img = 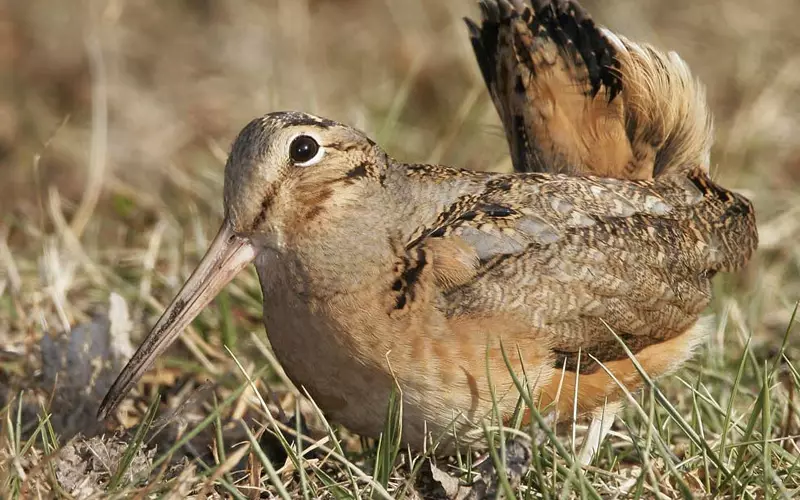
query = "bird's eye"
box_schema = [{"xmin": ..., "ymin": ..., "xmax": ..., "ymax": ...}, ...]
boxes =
[{"xmin": 289, "ymin": 135, "xmax": 323, "ymax": 166}]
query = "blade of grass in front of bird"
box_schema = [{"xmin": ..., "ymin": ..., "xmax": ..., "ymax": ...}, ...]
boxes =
[
  {"xmin": 571, "ymin": 349, "xmax": 581, "ymax": 460},
  {"xmin": 217, "ymin": 289, "xmax": 236, "ymax": 349},
  {"xmin": 498, "ymin": 342, "xmax": 601, "ymax": 500},
  {"xmin": 241, "ymin": 419, "xmax": 292, "ymax": 500},
  {"xmin": 313, "ymin": 466, "xmax": 353, "ymax": 500},
  {"xmin": 586, "ymin": 351, "xmax": 692, "ymax": 500},
  {"xmin": 642, "ymin": 389, "xmax": 661, "ymax": 499},
  {"xmin": 295, "ymin": 399, "xmax": 312, "ymax": 500},
  {"xmin": 762, "ymin": 360, "xmax": 774, "ymax": 497},
  {"xmin": 109, "ymin": 391, "xmax": 160, "ymax": 490},
  {"xmin": 373, "ymin": 382, "xmax": 402, "ymax": 497},
  {"xmin": 225, "ymin": 347, "xmax": 317, "ymax": 484},
  {"xmin": 509, "ymin": 392, "xmax": 526, "ymax": 431},
  {"xmin": 149, "ymin": 364, "xmax": 271, "ymax": 472},
  {"xmin": 36, "ymin": 408, "xmax": 70, "ymax": 498},
  {"xmin": 211, "ymin": 392, "xmax": 235, "ymax": 487},
  {"xmin": 513, "ymin": 345, "xmax": 550, "ymax": 500},
  {"xmin": 481, "ymin": 419, "xmax": 518, "ymax": 500},
  {"xmin": 484, "ymin": 342, "xmax": 511, "ymax": 492},
  {"xmin": 691, "ymin": 374, "xmax": 711, "ymax": 493},
  {"xmin": 717, "ymin": 335, "xmax": 750, "ymax": 489},
  {"xmin": 599, "ymin": 319, "xmax": 734, "ymax": 483},
  {"xmin": 482, "ymin": 348, "xmax": 516, "ymax": 500}
]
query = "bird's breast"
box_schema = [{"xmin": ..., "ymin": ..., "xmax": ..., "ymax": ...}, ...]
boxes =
[
  {"xmin": 250, "ymin": 248, "xmax": 551, "ymax": 448},
  {"xmin": 254, "ymin": 249, "xmax": 411, "ymax": 436}
]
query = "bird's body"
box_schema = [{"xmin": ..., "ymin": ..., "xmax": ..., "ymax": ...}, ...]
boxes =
[
  {"xmin": 98, "ymin": 0, "xmax": 759, "ymax": 460},
  {"xmin": 223, "ymin": 113, "xmax": 756, "ymax": 448}
]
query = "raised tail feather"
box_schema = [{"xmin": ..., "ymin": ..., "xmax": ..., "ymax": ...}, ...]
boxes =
[{"xmin": 465, "ymin": 0, "xmax": 713, "ymax": 179}]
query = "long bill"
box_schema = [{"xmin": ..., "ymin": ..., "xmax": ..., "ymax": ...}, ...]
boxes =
[{"xmin": 97, "ymin": 220, "xmax": 256, "ymax": 420}]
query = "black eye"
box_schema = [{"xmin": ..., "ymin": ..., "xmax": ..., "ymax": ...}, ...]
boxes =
[{"xmin": 289, "ymin": 135, "xmax": 321, "ymax": 165}]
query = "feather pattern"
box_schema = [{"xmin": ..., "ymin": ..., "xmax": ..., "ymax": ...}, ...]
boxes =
[{"xmin": 466, "ymin": 0, "xmax": 713, "ymax": 179}]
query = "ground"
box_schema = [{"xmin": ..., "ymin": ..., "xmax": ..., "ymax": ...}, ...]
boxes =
[{"xmin": 1, "ymin": 0, "xmax": 799, "ymax": 498}]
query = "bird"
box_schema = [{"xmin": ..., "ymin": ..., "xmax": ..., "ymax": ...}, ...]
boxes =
[
  {"xmin": 97, "ymin": 0, "xmax": 758, "ymax": 467},
  {"xmin": 97, "ymin": 109, "xmax": 756, "ymax": 456},
  {"xmin": 465, "ymin": 0, "xmax": 721, "ymax": 462}
]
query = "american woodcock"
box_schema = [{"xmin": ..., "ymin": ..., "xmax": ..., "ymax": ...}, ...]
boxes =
[{"xmin": 98, "ymin": 0, "xmax": 758, "ymax": 465}]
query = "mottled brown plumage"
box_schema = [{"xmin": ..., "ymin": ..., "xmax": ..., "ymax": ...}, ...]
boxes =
[
  {"xmin": 97, "ymin": 0, "xmax": 758, "ymax": 466},
  {"xmin": 98, "ymin": 109, "xmax": 757, "ymax": 455},
  {"xmin": 464, "ymin": 0, "xmax": 736, "ymax": 462}
]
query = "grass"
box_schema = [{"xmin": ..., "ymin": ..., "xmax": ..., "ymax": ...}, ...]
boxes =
[{"xmin": 1, "ymin": 0, "xmax": 799, "ymax": 497}]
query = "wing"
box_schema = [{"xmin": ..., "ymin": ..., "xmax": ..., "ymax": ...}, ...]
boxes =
[
  {"xmin": 465, "ymin": 0, "xmax": 713, "ymax": 179},
  {"xmin": 408, "ymin": 169, "xmax": 757, "ymax": 372}
]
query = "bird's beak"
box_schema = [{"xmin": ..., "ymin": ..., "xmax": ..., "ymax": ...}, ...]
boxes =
[{"xmin": 97, "ymin": 220, "xmax": 256, "ymax": 420}]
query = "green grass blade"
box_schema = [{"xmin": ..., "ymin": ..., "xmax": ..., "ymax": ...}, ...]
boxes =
[
  {"xmin": 241, "ymin": 419, "xmax": 293, "ymax": 500},
  {"xmin": 109, "ymin": 391, "xmax": 160, "ymax": 490},
  {"xmin": 372, "ymin": 382, "xmax": 402, "ymax": 497}
]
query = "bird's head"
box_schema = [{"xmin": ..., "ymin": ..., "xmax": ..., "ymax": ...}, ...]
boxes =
[
  {"xmin": 224, "ymin": 111, "xmax": 385, "ymax": 242},
  {"xmin": 98, "ymin": 111, "xmax": 386, "ymax": 419}
]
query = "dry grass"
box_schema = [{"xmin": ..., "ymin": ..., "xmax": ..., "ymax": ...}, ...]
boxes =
[{"xmin": 1, "ymin": 0, "xmax": 799, "ymax": 497}]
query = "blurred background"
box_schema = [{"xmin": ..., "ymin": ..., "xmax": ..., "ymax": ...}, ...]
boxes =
[{"xmin": 3, "ymin": 0, "xmax": 799, "ymax": 215}]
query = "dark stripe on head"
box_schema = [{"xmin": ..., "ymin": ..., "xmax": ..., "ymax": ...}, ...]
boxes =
[
  {"xmin": 266, "ymin": 111, "xmax": 338, "ymax": 129},
  {"xmin": 250, "ymin": 183, "xmax": 277, "ymax": 231}
]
